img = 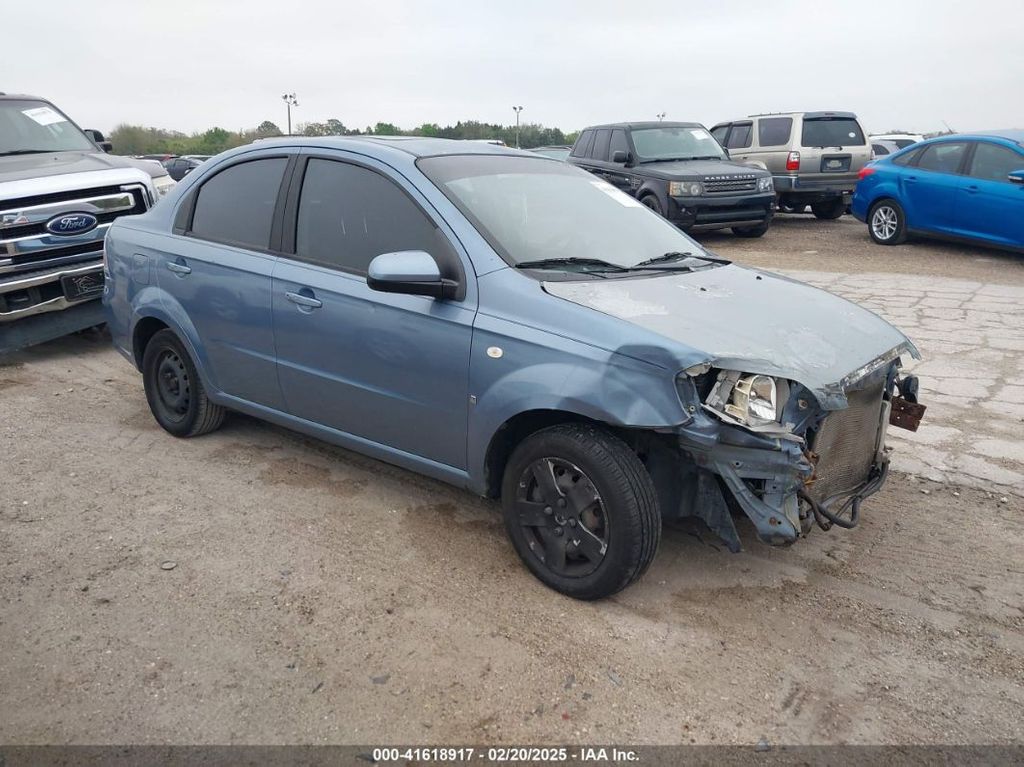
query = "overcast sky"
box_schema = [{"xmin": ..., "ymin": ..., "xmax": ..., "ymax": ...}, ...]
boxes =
[{"xmin": 7, "ymin": 0, "xmax": 1022, "ymax": 136}]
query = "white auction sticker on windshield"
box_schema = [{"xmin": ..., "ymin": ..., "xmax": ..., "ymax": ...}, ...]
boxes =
[
  {"xmin": 590, "ymin": 180, "xmax": 644, "ymax": 207},
  {"xmin": 690, "ymin": 129, "xmax": 706, "ymax": 138},
  {"xmin": 22, "ymin": 106, "xmax": 67, "ymax": 126}
]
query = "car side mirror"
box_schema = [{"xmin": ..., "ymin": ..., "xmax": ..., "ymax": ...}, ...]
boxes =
[
  {"xmin": 367, "ymin": 250, "xmax": 458, "ymax": 300},
  {"xmin": 85, "ymin": 129, "xmax": 113, "ymax": 153},
  {"xmin": 611, "ymin": 150, "xmax": 633, "ymax": 165},
  {"xmin": 1009, "ymin": 170, "xmax": 1024, "ymax": 185}
]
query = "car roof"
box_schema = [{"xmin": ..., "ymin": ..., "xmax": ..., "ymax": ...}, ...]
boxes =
[
  {"xmin": 249, "ymin": 135, "xmax": 526, "ymax": 159},
  {"xmin": 968, "ymin": 130, "xmax": 1024, "ymax": 145},
  {"xmin": 579, "ymin": 121, "xmax": 703, "ymax": 131},
  {"xmin": 0, "ymin": 92, "xmax": 48, "ymax": 101}
]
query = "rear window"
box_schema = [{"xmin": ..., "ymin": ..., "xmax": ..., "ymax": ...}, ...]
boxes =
[
  {"xmin": 801, "ymin": 117, "xmax": 865, "ymax": 147},
  {"xmin": 758, "ymin": 117, "xmax": 792, "ymax": 147}
]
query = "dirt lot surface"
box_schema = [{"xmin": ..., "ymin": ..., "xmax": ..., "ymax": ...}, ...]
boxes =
[{"xmin": 2, "ymin": 215, "xmax": 1022, "ymax": 746}]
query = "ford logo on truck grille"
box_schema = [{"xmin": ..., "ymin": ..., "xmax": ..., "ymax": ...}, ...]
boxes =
[{"xmin": 45, "ymin": 212, "xmax": 98, "ymax": 236}]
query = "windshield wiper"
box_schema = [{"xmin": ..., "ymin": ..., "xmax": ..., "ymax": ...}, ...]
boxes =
[
  {"xmin": 0, "ymin": 149, "xmax": 54, "ymax": 156},
  {"xmin": 514, "ymin": 257, "xmax": 630, "ymax": 273},
  {"xmin": 632, "ymin": 251, "xmax": 731, "ymax": 269},
  {"xmin": 690, "ymin": 155, "xmax": 725, "ymax": 160}
]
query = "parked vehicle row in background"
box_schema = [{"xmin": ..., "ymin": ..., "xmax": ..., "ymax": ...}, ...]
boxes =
[
  {"xmin": 568, "ymin": 122, "xmax": 775, "ymax": 237},
  {"xmin": 853, "ymin": 130, "xmax": 1024, "ymax": 252},
  {"xmin": 711, "ymin": 111, "xmax": 871, "ymax": 219},
  {"xmin": 0, "ymin": 93, "xmax": 174, "ymax": 353}
]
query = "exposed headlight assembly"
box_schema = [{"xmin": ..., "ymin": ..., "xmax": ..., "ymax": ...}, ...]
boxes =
[
  {"xmin": 668, "ymin": 180, "xmax": 704, "ymax": 197},
  {"xmin": 757, "ymin": 176, "xmax": 774, "ymax": 192},
  {"xmin": 705, "ymin": 370, "xmax": 790, "ymax": 428}
]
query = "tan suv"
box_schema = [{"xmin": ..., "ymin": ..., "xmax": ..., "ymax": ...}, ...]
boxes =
[{"xmin": 710, "ymin": 111, "xmax": 871, "ymax": 219}]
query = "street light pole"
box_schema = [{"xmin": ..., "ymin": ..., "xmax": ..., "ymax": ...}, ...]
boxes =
[
  {"xmin": 282, "ymin": 93, "xmax": 299, "ymax": 135},
  {"xmin": 657, "ymin": 112, "xmax": 666, "ymax": 122},
  {"xmin": 512, "ymin": 105, "xmax": 523, "ymax": 148}
]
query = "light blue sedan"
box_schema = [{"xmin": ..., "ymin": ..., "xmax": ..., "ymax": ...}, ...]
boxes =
[{"xmin": 104, "ymin": 137, "xmax": 923, "ymax": 599}]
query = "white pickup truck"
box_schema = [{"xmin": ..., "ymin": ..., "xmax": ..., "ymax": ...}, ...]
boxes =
[{"xmin": 0, "ymin": 93, "xmax": 175, "ymax": 353}]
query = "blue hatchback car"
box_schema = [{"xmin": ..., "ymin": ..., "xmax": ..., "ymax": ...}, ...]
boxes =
[
  {"xmin": 105, "ymin": 137, "xmax": 925, "ymax": 599},
  {"xmin": 852, "ymin": 131, "xmax": 1024, "ymax": 251}
]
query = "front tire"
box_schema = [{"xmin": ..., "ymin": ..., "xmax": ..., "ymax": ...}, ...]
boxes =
[
  {"xmin": 811, "ymin": 199, "xmax": 846, "ymax": 219},
  {"xmin": 867, "ymin": 199, "xmax": 908, "ymax": 245},
  {"xmin": 142, "ymin": 329, "xmax": 226, "ymax": 437},
  {"xmin": 501, "ymin": 424, "xmax": 661, "ymax": 600},
  {"xmin": 640, "ymin": 194, "xmax": 663, "ymax": 216}
]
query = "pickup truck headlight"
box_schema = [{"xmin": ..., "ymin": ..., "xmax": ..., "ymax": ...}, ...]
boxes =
[
  {"xmin": 705, "ymin": 370, "xmax": 787, "ymax": 427},
  {"xmin": 669, "ymin": 180, "xmax": 703, "ymax": 197},
  {"xmin": 757, "ymin": 176, "xmax": 774, "ymax": 192},
  {"xmin": 153, "ymin": 174, "xmax": 177, "ymax": 199}
]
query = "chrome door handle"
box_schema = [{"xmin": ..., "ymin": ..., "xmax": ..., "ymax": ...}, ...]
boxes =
[
  {"xmin": 166, "ymin": 262, "xmax": 191, "ymax": 275},
  {"xmin": 285, "ymin": 291, "xmax": 322, "ymax": 309}
]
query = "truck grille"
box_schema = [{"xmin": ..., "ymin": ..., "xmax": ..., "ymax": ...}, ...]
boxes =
[
  {"xmin": 0, "ymin": 185, "xmax": 147, "ymax": 277},
  {"xmin": 807, "ymin": 379, "xmax": 886, "ymax": 507},
  {"xmin": 703, "ymin": 175, "xmax": 758, "ymax": 194}
]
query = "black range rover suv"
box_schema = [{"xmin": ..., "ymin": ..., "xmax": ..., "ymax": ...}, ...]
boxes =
[{"xmin": 567, "ymin": 121, "xmax": 775, "ymax": 237}]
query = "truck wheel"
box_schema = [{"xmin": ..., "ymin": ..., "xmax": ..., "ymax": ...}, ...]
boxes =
[
  {"xmin": 640, "ymin": 194, "xmax": 663, "ymax": 216},
  {"xmin": 501, "ymin": 424, "xmax": 661, "ymax": 600},
  {"xmin": 867, "ymin": 199, "xmax": 908, "ymax": 245},
  {"xmin": 811, "ymin": 199, "xmax": 846, "ymax": 219},
  {"xmin": 732, "ymin": 222, "xmax": 770, "ymax": 238},
  {"xmin": 142, "ymin": 329, "xmax": 226, "ymax": 438}
]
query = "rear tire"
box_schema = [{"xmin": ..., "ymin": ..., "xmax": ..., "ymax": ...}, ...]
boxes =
[
  {"xmin": 811, "ymin": 199, "xmax": 846, "ymax": 219},
  {"xmin": 732, "ymin": 222, "xmax": 770, "ymax": 238},
  {"xmin": 142, "ymin": 329, "xmax": 226, "ymax": 437},
  {"xmin": 501, "ymin": 424, "xmax": 661, "ymax": 600},
  {"xmin": 867, "ymin": 199, "xmax": 908, "ymax": 245}
]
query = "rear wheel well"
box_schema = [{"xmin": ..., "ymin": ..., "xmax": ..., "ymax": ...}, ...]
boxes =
[{"xmin": 132, "ymin": 317, "xmax": 169, "ymax": 369}]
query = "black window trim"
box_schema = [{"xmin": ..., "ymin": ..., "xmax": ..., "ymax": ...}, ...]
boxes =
[
  {"xmin": 279, "ymin": 152, "xmax": 467, "ymax": 300},
  {"xmin": 174, "ymin": 152, "xmax": 296, "ymax": 254}
]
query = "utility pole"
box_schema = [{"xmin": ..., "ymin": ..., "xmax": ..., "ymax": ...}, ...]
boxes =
[
  {"xmin": 282, "ymin": 93, "xmax": 299, "ymax": 135},
  {"xmin": 513, "ymin": 105, "xmax": 524, "ymax": 148}
]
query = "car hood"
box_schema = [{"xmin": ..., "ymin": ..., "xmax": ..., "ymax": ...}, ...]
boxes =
[
  {"xmin": 634, "ymin": 158, "xmax": 768, "ymax": 180},
  {"xmin": 0, "ymin": 150, "xmax": 166, "ymax": 182},
  {"xmin": 543, "ymin": 264, "xmax": 919, "ymax": 409}
]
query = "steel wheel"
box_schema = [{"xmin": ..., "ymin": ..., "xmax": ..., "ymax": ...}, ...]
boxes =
[
  {"xmin": 513, "ymin": 457, "xmax": 608, "ymax": 577},
  {"xmin": 155, "ymin": 349, "xmax": 191, "ymax": 422},
  {"xmin": 871, "ymin": 204, "xmax": 898, "ymax": 241}
]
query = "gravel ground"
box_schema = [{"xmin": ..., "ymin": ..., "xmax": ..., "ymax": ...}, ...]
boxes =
[{"xmin": 1, "ymin": 214, "xmax": 1022, "ymax": 746}]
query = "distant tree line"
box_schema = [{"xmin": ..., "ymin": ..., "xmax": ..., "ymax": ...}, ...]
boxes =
[{"xmin": 109, "ymin": 118, "xmax": 578, "ymax": 156}]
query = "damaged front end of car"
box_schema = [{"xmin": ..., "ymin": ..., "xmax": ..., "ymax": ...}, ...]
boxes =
[{"xmin": 658, "ymin": 346, "xmax": 926, "ymax": 552}]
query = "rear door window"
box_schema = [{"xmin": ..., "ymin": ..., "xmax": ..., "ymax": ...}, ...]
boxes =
[
  {"xmin": 966, "ymin": 142, "xmax": 1024, "ymax": 182},
  {"xmin": 758, "ymin": 117, "xmax": 793, "ymax": 147},
  {"xmin": 801, "ymin": 117, "xmax": 866, "ymax": 147},
  {"xmin": 872, "ymin": 143, "xmax": 890, "ymax": 156},
  {"xmin": 916, "ymin": 142, "xmax": 968, "ymax": 175},
  {"xmin": 726, "ymin": 123, "xmax": 752, "ymax": 149},
  {"xmin": 571, "ymin": 130, "xmax": 595, "ymax": 159},
  {"xmin": 189, "ymin": 157, "xmax": 288, "ymax": 250}
]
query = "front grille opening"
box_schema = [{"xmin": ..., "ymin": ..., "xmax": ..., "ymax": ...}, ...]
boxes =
[{"xmin": 0, "ymin": 282, "xmax": 63, "ymax": 314}]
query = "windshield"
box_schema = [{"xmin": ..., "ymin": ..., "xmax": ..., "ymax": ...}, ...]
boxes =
[
  {"xmin": 630, "ymin": 126, "xmax": 726, "ymax": 162},
  {"xmin": 801, "ymin": 118, "xmax": 866, "ymax": 147},
  {"xmin": 418, "ymin": 155, "xmax": 717, "ymax": 274},
  {"xmin": 0, "ymin": 99, "xmax": 96, "ymax": 155}
]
